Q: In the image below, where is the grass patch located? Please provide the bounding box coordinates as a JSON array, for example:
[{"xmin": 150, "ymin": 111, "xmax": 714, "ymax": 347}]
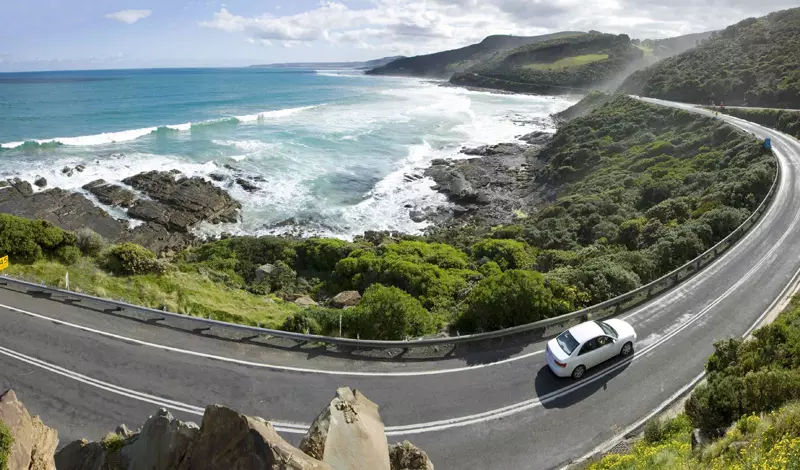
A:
[
  {"xmin": 524, "ymin": 54, "xmax": 609, "ymax": 71},
  {"xmin": 6, "ymin": 258, "xmax": 298, "ymax": 328},
  {"xmin": 635, "ymin": 44, "xmax": 654, "ymax": 57}
]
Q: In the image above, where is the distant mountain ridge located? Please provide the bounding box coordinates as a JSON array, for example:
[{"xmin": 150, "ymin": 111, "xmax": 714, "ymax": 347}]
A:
[
  {"xmin": 365, "ymin": 32, "xmax": 585, "ymax": 78},
  {"xmin": 251, "ymin": 56, "xmax": 404, "ymax": 70}
]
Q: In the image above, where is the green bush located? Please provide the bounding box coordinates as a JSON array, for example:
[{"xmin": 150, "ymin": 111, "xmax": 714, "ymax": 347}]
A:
[
  {"xmin": 352, "ymin": 284, "xmax": 438, "ymax": 340},
  {"xmin": 280, "ymin": 310, "xmax": 323, "ymax": 335},
  {"xmin": 75, "ymin": 227, "xmax": 106, "ymax": 256},
  {"xmin": 546, "ymin": 259, "xmax": 641, "ymax": 305},
  {"xmin": 471, "ymin": 239, "xmax": 536, "ymax": 271},
  {"xmin": 458, "ymin": 270, "xmax": 573, "ymax": 333},
  {"xmin": 295, "ymin": 238, "xmax": 355, "ymax": 274},
  {"xmin": 0, "ymin": 420, "xmax": 12, "ymax": 470},
  {"xmin": 191, "ymin": 236, "xmax": 297, "ymax": 284},
  {"xmin": 643, "ymin": 417, "xmax": 667, "ymax": 444},
  {"xmin": 55, "ymin": 245, "xmax": 82, "ymax": 265},
  {"xmin": 0, "ymin": 214, "xmax": 78, "ymax": 264},
  {"xmin": 103, "ymin": 243, "xmax": 158, "ymax": 275}
]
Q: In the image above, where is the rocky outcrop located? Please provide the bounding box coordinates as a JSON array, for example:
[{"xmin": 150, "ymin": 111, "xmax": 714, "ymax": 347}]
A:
[
  {"xmin": 300, "ymin": 387, "xmax": 390, "ymax": 470},
  {"xmin": 236, "ymin": 178, "xmax": 259, "ymax": 192},
  {"xmin": 461, "ymin": 142, "xmax": 526, "ymax": 157},
  {"xmin": 123, "ymin": 171, "xmax": 240, "ymax": 226},
  {"xmin": 0, "ymin": 180, "xmax": 129, "ymax": 242},
  {"xmin": 83, "ymin": 179, "xmax": 137, "ymax": 207},
  {"xmin": 0, "ymin": 389, "xmax": 58, "ymax": 470},
  {"xmin": 389, "ymin": 441, "xmax": 435, "ymax": 470},
  {"xmin": 295, "ymin": 296, "xmax": 318, "ymax": 308},
  {"xmin": 34, "ymin": 177, "xmax": 47, "ymax": 188},
  {"xmin": 330, "ymin": 291, "xmax": 361, "ymax": 308},
  {"xmin": 178, "ymin": 405, "xmax": 331, "ymax": 470},
  {"xmin": 120, "ymin": 409, "xmax": 198, "ymax": 470},
  {"xmin": 255, "ymin": 263, "xmax": 276, "ymax": 282}
]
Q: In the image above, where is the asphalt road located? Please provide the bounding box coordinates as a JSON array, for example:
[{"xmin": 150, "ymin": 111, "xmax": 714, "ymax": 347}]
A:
[{"xmin": 2, "ymin": 101, "xmax": 800, "ymax": 470}]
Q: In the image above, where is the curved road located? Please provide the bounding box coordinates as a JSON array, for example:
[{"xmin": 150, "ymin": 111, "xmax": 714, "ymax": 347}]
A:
[{"xmin": 2, "ymin": 101, "xmax": 800, "ymax": 470}]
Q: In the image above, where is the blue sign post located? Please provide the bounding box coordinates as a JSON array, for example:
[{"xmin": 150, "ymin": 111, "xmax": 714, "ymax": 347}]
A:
[{"xmin": 764, "ymin": 137, "xmax": 772, "ymax": 150}]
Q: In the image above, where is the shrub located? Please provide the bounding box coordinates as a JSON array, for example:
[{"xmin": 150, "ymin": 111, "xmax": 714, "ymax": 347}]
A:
[
  {"xmin": 546, "ymin": 259, "xmax": 641, "ymax": 305},
  {"xmin": 471, "ymin": 239, "xmax": 536, "ymax": 271},
  {"xmin": 0, "ymin": 214, "xmax": 78, "ymax": 264},
  {"xmin": 103, "ymin": 243, "xmax": 158, "ymax": 275},
  {"xmin": 295, "ymin": 238, "xmax": 355, "ymax": 274},
  {"xmin": 0, "ymin": 420, "xmax": 12, "ymax": 470},
  {"xmin": 102, "ymin": 432, "xmax": 126, "ymax": 453},
  {"xmin": 280, "ymin": 311, "xmax": 323, "ymax": 335},
  {"xmin": 643, "ymin": 418, "xmax": 667, "ymax": 444},
  {"xmin": 458, "ymin": 270, "xmax": 573, "ymax": 333},
  {"xmin": 352, "ymin": 284, "xmax": 438, "ymax": 340},
  {"xmin": 55, "ymin": 245, "xmax": 82, "ymax": 265},
  {"xmin": 75, "ymin": 227, "xmax": 106, "ymax": 256}
]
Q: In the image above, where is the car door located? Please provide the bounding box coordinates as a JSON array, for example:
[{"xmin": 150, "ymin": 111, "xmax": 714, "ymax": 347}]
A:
[
  {"xmin": 576, "ymin": 338, "xmax": 601, "ymax": 368},
  {"xmin": 595, "ymin": 335, "xmax": 617, "ymax": 363}
]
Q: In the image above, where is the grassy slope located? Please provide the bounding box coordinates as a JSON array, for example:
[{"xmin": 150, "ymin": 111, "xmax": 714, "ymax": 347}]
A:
[
  {"xmin": 619, "ymin": 7, "xmax": 800, "ymax": 107},
  {"xmin": 7, "ymin": 258, "xmax": 298, "ymax": 327},
  {"xmin": 365, "ymin": 32, "xmax": 584, "ymax": 78},
  {"xmin": 525, "ymin": 54, "xmax": 609, "ymax": 71}
]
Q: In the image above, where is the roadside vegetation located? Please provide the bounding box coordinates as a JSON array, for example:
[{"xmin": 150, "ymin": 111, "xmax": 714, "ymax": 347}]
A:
[
  {"xmin": 0, "ymin": 94, "xmax": 774, "ymax": 340},
  {"xmin": 0, "ymin": 420, "xmax": 11, "ymax": 470},
  {"xmin": 587, "ymin": 294, "xmax": 800, "ymax": 469},
  {"xmin": 620, "ymin": 7, "xmax": 800, "ymax": 108},
  {"xmin": 709, "ymin": 106, "xmax": 800, "ymax": 140}
]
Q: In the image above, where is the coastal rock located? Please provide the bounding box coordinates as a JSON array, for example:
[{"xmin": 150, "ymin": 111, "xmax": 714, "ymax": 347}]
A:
[
  {"xmin": 519, "ymin": 131, "xmax": 551, "ymax": 146},
  {"xmin": 236, "ymin": 178, "xmax": 259, "ymax": 192},
  {"xmin": 0, "ymin": 184, "xmax": 129, "ymax": 241},
  {"xmin": 0, "ymin": 389, "xmax": 58, "ymax": 470},
  {"xmin": 178, "ymin": 404, "xmax": 332, "ymax": 470},
  {"xmin": 409, "ymin": 210, "xmax": 427, "ymax": 223},
  {"xmin": 61, "ymin": 166, "xmax": 74, "ymax": 177},
  {"xmin": 75, "ymin": 164, "xmax": 86, "ymax": 172},
  {"xmin": 127, "ymin": 222, "xmax": 195, "ymax": 256},
  {"xmin": 300, "ymin": 387, "xmax": 390, "ymax": 470},
  {"xmin": 461, "ymin": 142, "xmax": 525, "ymax": 156},
  {"xmin": 120, "ymin": 408, "xmax": 198, "ymax": 470},
  {"xmin": 34, "ymin": 176, "xmax": 48, "ymax": 188},
  {"xmin": 83, "ymin": 179, "xmax": 138, "ymax": 207},
  {"xmin": 331, "ymin": 290, "xmax": 361, "ymax": 308},
  {"xmin": 295, "ymin": 296, "xmax": 318, "ymax": 308},
  {"xmin": 209, "ymin": 173, "xmax": 226, "ymax": 182},
  {"xmin": 255, "ymin": 263, "xmax": 276, "ymax": 282},
  {"xmin": 123, "ymin": 170, "xmax": 241, "ymax": 225},
  {"xmin": 389, "ymin": 441, "xmax": 435, "ymax": 470}
]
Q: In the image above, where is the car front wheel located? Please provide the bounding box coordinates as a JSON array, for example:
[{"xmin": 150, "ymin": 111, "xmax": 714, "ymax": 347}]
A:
[
  {"xmin": 620, "ymin": 342, "xmax": 634, "ymax": 357},
  {"xmin": 572, "ymin": 365, "xmax": 586, "ymax": 380}
]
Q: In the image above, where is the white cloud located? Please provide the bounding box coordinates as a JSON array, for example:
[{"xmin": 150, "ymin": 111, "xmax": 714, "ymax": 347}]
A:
[
  {"xmin": 200, "ymin": 0, "xmax": 799, "ymax": 55},
  {"xmin": 106, "ymin": 9, "xmax": 152, "ymax": 24}
]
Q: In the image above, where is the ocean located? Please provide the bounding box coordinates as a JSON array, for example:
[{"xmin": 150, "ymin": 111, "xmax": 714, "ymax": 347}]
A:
[{"xmin": 0, "ymin": 68, "xmax": 577, "ymax": 239}]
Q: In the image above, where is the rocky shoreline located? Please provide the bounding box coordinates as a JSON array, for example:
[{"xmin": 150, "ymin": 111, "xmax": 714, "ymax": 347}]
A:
[{"xmin": 401, "ymin": 129, "xmax": 557, "ymax": 230}]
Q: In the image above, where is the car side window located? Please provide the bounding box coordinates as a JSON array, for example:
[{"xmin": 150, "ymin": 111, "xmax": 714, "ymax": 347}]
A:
[
  {"xmin": 578, "ymin": 338, "xmax": 598, "ymax": 356},
  {"xmin": 597, "ymin": 336, "xmax": 613, "ymax": 347}
]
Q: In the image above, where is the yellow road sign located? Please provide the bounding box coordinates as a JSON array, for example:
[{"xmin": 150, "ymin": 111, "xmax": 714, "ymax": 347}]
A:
[{"xmin": 0, "ymin": 255, "xmax": 8, "ymax": 271}]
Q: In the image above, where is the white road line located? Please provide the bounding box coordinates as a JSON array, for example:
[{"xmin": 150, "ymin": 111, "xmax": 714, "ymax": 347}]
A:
[{"xmin": 0, "ymin": 302, "xmax": 545, "ymax": 377}]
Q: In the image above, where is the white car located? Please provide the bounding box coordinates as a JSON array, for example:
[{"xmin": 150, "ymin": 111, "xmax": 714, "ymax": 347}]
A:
[{"xmin": 545, "ymin": 319, "xmax": 637, "ymax": 379}]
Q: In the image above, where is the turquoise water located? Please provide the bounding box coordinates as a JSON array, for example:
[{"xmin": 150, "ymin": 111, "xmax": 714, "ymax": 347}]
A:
[{"xmin": 0, "ymin": 68, "xmax": 576, "ymax": 238}]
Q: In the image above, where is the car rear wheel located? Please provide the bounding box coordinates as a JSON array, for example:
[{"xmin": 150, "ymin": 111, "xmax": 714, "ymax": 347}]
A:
[
  {"xmin": 572, "ymin": 365, "xmax": 586, "ymax": 380},
  {"xmin": 620, "ymin": 342, "xmax": 634, "ymax": 357}
]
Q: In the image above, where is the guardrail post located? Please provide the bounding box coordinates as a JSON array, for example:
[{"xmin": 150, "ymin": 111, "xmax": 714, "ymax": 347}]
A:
[
  {"xmin": 65, "ymin": 272, "xmax": 69, "ymax": 290},
  {"xmin": 339, "ymin": 314, "xmax": 343, "ymax": 337}
]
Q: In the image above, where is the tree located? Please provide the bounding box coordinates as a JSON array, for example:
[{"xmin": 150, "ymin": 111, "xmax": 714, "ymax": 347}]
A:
[{"xmin": 353, "ymin": 284, "xmax": 438, "ymax": 340}]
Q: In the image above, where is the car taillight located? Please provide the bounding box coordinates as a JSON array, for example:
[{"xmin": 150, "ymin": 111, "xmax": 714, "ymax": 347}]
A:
[{"xmin": 554, "ymin": 359, "xmax": 567, "ymax": 368}]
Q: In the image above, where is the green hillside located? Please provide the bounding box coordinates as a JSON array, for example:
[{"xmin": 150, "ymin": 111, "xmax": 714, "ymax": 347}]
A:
[
  {"xmin": 364, "ymin": 32, "xmax": 584, "ymax": 78},
  {"xmin": 449, "ymin": 32, "xmax": 644, "ymax": 94},
  {"xmin": 619, "ymin": 7, "xmax": 800, "ymax": 107}
]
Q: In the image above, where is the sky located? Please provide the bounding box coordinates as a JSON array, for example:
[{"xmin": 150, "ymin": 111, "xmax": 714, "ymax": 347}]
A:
[{"xmin": 0, "ymin": 0, "xmax": 797, "ymax": 72}]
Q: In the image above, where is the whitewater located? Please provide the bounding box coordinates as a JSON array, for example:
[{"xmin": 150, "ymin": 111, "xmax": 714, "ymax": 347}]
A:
[{"xmin": 0, "ymin": 67, "xmax": 577, "ymax": 239}]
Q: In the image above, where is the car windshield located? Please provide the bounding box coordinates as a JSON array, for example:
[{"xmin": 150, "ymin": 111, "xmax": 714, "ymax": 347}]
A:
[
  {"xmin": 556, "ymin": 330, "xmax": 579, "ymax": 355},
  {"xmin": 597, "ymin": 321, "xmax": 618, "ymax": 339}
]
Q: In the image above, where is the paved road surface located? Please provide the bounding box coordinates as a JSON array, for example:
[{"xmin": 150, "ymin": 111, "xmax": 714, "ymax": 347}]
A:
[{"xmin": 2, "ymin": 100, "xmax": 800, "ymax": 469}]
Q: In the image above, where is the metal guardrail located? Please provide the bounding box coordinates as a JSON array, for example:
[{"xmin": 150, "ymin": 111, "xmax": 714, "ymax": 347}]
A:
[{"xmin": 0, "ymin": 138, "xmax": 781, "ymax": 351}]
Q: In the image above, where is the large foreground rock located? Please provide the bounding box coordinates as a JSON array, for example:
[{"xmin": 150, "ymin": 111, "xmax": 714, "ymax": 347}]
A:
[
  {"xmin": 178, "ymin": 405, "xmax": 332, "ymax": 470},
  {"xmin": 121, "ymin": 408, "xmax": 198, "ymax": 470},
  {"xmin": 0, "ymin": 180, "xmax": 128, "ymax": 242},
  {"xmin": 389, "ymin": 441, "xmax": 435, "ymax": 470},
  {"xmin": 300, "ymin": 387, "xmax": 390, "ymax": 470},
  {"xmin": 83, "ymin": 179, "xmax": 137, "ymax": 207},
  {"xmin": 0, "ymin": 389, "xmax": 58, "ymax": 470},
  {"xmin": 330, "ymin": 291, "xmax": 361, "ymax": 308}
]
